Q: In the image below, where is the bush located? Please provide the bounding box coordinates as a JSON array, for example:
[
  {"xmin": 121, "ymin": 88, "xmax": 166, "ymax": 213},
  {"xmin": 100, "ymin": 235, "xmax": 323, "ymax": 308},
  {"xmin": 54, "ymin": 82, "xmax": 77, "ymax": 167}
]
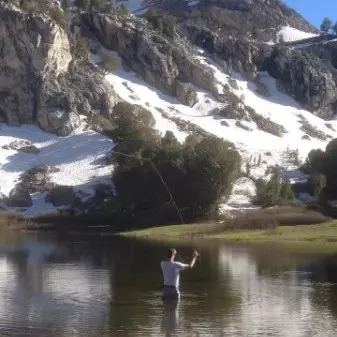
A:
[
  {"xmin": 220, "ymin": 206, "xmax": 329, "ymax": 231},
  {"xmin": 253, "ymin": 171, "xmax": 294, "ymax": 207},
  {"xmin": 73, "ymin": 37, "xmax": 89, "ymax": 60},
  {"xmin": 97, "ymin": 52, "xmax": 119, "ymax": 73}
]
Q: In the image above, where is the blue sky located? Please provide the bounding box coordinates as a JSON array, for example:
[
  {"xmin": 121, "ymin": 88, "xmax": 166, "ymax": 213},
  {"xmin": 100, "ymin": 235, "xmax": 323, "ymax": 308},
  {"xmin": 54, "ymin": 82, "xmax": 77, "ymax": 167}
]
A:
[{"xmin": 284, "ymin": 0, "xmax": 337, "ymax": 28}]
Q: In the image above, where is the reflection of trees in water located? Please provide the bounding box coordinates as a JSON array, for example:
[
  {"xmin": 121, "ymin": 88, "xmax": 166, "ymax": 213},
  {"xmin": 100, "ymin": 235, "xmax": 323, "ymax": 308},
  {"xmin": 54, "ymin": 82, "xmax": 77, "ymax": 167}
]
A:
[
  {"xmin": 0, "ymin": 235, "xmax": 114, "ymax": 336},
  {"xmin": 5, "ymin": 235, "xmax": 337, "ymax": 336},
  {"xmin": 306, "ymin": 255, "xmax": 337, "ymax": 320}
]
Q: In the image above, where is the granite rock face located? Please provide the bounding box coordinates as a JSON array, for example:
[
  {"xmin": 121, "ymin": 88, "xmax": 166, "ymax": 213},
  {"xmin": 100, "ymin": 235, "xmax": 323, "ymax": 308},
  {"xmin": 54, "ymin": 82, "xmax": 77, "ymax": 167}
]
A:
[{"xmin": 0, "ymin": 3, "xmax": 116, "ymax": 135}]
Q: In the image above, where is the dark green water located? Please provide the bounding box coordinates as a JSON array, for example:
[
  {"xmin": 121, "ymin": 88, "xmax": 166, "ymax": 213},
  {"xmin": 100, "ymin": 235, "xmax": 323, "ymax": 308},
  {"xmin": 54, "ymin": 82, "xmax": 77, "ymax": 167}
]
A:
[{"xmin": 1, "ymin": 234, "xmax": 337, "ymax": 336}]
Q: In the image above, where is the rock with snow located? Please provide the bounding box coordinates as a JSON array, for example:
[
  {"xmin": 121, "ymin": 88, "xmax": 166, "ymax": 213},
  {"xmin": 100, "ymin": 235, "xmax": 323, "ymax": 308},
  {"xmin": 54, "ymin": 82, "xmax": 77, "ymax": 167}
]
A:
[
  {"xmin": 18, "ymin": 165, "xmax": 60, "ymax": 194},
  {"xmin": 80, "ymin": 12, "xmax": 218, "ymax": 99},
  {"xmin": 7, "ymin": 187, "xmax": 33, "ymax": 208},
  {"xmin": 2, "ymin": 140, "xmax": 40, "ymax": 154}
]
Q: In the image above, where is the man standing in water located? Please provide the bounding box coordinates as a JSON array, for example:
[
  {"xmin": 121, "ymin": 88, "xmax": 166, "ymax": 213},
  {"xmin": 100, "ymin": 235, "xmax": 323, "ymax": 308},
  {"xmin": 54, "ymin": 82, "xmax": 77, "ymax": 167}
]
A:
[{"xmin": 161, "ymin": 248, "xmax": 199, "ymax": 299}]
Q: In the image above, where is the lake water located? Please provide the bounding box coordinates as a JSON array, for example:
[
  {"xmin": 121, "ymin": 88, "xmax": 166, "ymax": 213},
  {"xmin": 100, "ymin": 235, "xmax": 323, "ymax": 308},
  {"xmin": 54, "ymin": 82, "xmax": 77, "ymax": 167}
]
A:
[{"xmin": 1, "ymin": 233, "xmax": 337, "ymax": 336}]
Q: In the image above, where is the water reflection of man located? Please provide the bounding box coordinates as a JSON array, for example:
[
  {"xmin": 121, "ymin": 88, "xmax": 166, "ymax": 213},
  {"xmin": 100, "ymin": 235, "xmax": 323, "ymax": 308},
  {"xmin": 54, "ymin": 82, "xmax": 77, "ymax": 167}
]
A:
[
  {"xmin": 161, "ymin": 297, "xmax": 180, "ymax": 337},
  {"xmin": 160, "ymin": 248, "xmax": 199, "ymax": 299}
]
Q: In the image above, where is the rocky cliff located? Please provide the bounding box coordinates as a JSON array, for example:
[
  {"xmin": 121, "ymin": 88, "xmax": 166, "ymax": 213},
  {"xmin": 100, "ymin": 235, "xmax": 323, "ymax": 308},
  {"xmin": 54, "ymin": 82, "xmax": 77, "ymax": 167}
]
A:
[
  {"xmin": 1, "ymin": 0, "xmax": 337, "ymax": 135},
  {"xmin": 0, "ymin": 2, "xmax": 116, "ymax": 136}
]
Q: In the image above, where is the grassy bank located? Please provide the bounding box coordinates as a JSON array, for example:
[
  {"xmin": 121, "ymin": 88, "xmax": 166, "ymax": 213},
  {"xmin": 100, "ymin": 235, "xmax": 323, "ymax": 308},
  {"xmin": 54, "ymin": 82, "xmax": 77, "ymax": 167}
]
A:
[{"xmin": 119, "ymin": 221, "xmax": 337, "ymax": 253}]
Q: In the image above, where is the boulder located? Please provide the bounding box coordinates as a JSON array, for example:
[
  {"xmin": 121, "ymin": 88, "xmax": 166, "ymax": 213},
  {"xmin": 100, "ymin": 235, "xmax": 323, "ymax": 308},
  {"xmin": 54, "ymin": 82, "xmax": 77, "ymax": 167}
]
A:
[
  {"xmin": 7, "ymin": 187, "xmax": 33, "ymax": 207},
  {"xmin": 46, "ymin": 186, "xmax": 74, "ymax": 206}
]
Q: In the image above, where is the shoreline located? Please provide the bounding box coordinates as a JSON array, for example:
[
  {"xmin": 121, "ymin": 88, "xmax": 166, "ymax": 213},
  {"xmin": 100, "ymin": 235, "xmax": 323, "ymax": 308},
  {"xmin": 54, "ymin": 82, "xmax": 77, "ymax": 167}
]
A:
[
  {"xmin": 3, "ymin": 210, "xmax": 337, "ymax": 253},
  {"xmin": 118, "ymin": 221, "xmax": 337, "ymax": 254}
]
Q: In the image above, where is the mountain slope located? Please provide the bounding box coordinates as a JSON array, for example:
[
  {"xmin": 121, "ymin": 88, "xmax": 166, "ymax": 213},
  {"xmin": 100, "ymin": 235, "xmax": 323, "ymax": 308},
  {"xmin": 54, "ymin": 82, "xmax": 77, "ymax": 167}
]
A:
[{"xmin": 0, "ymin": 1, "xmax": 337, "ymax": 217}]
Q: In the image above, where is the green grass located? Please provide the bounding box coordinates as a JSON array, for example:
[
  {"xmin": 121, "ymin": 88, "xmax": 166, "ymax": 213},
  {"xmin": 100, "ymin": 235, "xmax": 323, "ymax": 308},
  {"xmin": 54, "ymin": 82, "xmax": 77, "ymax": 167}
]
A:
[
  {"xmin": 119, "ymin": 221, "xmax": 337, "ymax": 253},
  {"xmin": 120, "ymin": 223, "xmax": 219, "ymax": 239}
]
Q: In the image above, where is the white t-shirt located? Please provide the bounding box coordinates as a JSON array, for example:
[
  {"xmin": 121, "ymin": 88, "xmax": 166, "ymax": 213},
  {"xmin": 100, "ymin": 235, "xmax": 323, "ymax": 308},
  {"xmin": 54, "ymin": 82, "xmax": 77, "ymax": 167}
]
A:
[{"xmin": 161, "ymin": 260, "xmax": 188, "ymax": 288}]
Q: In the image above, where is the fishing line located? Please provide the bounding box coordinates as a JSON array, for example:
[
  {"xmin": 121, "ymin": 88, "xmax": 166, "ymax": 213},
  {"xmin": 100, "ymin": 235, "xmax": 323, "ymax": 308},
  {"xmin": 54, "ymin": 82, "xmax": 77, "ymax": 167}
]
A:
[{"xmin": 110, "ymin": 150, "xmax": 185, "ymax": 225}]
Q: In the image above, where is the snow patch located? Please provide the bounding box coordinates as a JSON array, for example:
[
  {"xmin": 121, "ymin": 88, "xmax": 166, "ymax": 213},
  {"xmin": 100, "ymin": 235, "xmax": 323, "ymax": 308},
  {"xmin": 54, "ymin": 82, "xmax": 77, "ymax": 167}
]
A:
[
  {"xmin": 0, "ymin": 121, "xmax": 114, "ymax": 216},
  {"xmin": 187, "ymin": 0, "xmax": 200, "ymax": 6},
  {"xmin": 277, "ymin": 26, "xmax": 319, "ymax": 43}
]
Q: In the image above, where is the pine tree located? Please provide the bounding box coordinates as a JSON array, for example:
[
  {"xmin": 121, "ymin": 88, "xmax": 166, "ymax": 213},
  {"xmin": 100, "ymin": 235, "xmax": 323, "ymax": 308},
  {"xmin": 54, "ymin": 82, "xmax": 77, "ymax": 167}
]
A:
[
  {"xmin": 309, "ymin": 174, "xmax": 326, "ymax": 197},
  {"xmin": 333, "ymin": 22, "xmax": 337, "ymax": 35},
  {"xmin": 279, "ymin": 181, "xmax": 294, "ymax": 202},
  {"xmin": 320, "ymin": 17, "xmax": 333, "ymax": 33}
]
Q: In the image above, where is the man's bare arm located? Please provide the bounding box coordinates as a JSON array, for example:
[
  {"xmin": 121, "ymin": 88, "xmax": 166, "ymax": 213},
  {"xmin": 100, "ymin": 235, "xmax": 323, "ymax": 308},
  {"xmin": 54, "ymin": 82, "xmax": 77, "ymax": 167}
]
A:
[{"xmin": 187, "ymin": 250, "xmax": 199, "ymax": 269}]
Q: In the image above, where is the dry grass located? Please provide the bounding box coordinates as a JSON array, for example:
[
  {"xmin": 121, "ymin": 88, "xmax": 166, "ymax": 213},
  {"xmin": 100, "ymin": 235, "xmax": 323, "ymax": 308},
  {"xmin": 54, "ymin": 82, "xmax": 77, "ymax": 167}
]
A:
[{"xmin": 0, "ymin": 211, "xmax": 31, "ymax": 230}]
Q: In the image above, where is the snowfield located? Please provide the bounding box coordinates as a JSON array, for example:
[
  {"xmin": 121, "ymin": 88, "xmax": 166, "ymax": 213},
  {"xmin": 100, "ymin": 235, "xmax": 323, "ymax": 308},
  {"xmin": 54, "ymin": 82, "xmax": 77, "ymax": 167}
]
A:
[{"xmin": 0, "ymin": 120, "xmax": 114, "ymax": 216}]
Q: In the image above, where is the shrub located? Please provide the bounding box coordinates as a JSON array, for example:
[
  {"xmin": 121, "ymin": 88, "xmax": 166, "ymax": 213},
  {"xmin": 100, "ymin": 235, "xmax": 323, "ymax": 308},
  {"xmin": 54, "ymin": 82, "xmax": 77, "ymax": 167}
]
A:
[
  {"xmin": 308, "ymin": 174, "xmax": 326, "ymax": 197},
  {"xmin": 146, "ymin": 8, "xmax": 176, "ymax": 39},
  {"xmin": 220, "ymin": 206, "xmax": 328, "ymax": 231},
  {"xmin": 253, "ymin": 171, "xmax": 294, "ymax": 207},
  {"xmin": 73, "ymin": 37, "xmax": 89, "ymax": 60},
  {"xmin": 97, "ymin": 52, "xmax": 119, "ymax": 73}
]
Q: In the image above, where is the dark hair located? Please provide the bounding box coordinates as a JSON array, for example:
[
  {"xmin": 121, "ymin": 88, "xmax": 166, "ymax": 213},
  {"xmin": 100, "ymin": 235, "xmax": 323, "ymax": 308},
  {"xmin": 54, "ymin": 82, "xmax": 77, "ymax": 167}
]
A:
[{"xmin": 167, "ymin": 248, "xmax": 176, "ymax": 258}]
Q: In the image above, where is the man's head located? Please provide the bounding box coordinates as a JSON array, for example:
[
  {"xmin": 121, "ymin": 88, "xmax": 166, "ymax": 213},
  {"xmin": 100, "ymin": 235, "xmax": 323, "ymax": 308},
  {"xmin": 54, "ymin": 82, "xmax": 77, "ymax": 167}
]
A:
[{"xmin": 167, "ymin": 248, "xmax": 177, "ymax": 260}]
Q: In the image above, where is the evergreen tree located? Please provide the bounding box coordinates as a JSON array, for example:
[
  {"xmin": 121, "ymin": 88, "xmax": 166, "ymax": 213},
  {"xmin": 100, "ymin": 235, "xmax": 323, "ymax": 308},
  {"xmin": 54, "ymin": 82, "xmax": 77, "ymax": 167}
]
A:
[
  {"xmin": 333, "ymin": 22, "xmax": 337, "ymax": 35},
  {"xmin": 320, "ymin": 17, "xmax": 333, "ymax": 33},
  {"xmin": 279, "ymin": 181, "xmax": 295, "ymax": 202},
  {"xmin": 309, "ymin": 174, "xmax": 326, "ymax": 197}
]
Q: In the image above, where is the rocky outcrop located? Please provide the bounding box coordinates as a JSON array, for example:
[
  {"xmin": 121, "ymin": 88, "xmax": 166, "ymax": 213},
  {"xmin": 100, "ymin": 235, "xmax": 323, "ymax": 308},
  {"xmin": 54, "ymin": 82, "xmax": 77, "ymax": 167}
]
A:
[
  {"xmin": 264, "ymin": 47, "xmax": 337, "ymax": 117},
  {"xmin": 0, "ymin": 4, "xmax": 71, "ymax": 126},
  {"xmin": 38, "ymin": 61, "xmax": 117, "ymax": 135},
  {"xmin": 0, "ymin": 4, "xmax": 116, "ymax": 135},
  {"xmin": 2, "ymin": 140, "xmax": 40, "ymax": 154},
  {"xmin": 7, "ymin": 187, "xmax": 33, "ymax": 207},
  {"xmin": 80, "ymin": 12, "xmax": 218, "ymax": 100},
  {"xmin": 159, "ymin": 0, "xmax": 318, "ymax": 42}
]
